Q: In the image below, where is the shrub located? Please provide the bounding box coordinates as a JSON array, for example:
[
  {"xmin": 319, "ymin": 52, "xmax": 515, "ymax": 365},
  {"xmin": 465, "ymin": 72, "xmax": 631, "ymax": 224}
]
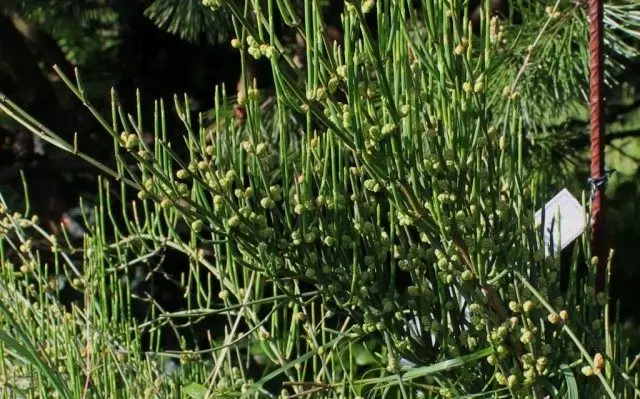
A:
[{"xmin": 1, "ymin": 0, "xmax": 640, "ymax": 397}]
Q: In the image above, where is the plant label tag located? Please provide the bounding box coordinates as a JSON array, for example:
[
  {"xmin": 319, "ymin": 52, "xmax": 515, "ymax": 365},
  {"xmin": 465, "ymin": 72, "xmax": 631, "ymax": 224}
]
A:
[{"xmin": 534, "ymin": 189, "xmax": 587, "ymax": 257}]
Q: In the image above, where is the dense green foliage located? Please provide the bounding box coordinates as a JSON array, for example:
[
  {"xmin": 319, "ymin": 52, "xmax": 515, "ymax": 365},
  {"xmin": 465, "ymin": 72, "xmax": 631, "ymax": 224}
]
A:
[{"xmin": 1, "ymin": 0, "xmax": 640, "ymax": 398}]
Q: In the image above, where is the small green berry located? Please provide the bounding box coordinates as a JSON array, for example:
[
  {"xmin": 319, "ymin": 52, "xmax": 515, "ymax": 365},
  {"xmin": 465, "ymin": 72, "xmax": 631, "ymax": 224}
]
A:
[
  {"xmin": 522, "ymin": 300, "xmax": 535, "ymax": 312},
  {"xmin": 581, "ymin": 365, "xmax": 594, "ymax": 376},
  {"xmin": 495, "ymin": 372, "xmax": 507, "ymax": 386},
  {"xmin": 137, "ymin": 190, "xmax": 149, "ymax": 200},
  {"xmin": 256, "ymin": 143, "xmax": 267, "ymax": 155},
  {"xmin": 361, "ymin": 0, "xmax": 374, "ymax": 13},
  {"xmin": 323, "ymin": 236, "xmax": 335, "ymax": 247},
  {"xmin": 176, "ymin": 169, "xmax": 190, "ymax": 180},
  {"xmin": 260, "ymin": 197, "xmax": 275, "ymax": 209},
  {"xmin": 520, "ymin": 330, "xmax": 534, "ymax": 344},
  {"xmin": 228, "ymin": 215, "xmax": 240, "ymax": 227},
  {"xmin": 499, "ymin": 135, "xmax": 509, "ymax": 151},
  {"xmin": 191, "ymin": 220, "xmax": 203, "ymax": 233},
  {"xmin": 125, "ymin": 134, "xmax": 138, "ymax": 150}
]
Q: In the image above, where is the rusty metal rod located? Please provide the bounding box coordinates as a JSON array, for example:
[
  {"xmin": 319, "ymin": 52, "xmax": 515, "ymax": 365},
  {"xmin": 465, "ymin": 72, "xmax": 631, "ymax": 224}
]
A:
[{"xmin": 588, "ymin": 0, "xmax": 606, "ymax": 292}]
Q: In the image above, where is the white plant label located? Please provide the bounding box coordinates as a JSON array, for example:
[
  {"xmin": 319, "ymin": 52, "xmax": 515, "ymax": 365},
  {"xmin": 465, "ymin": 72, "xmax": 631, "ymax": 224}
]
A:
[{"xmin": 534, "ymin": 188, "xmax": 587, "ymax": 257}]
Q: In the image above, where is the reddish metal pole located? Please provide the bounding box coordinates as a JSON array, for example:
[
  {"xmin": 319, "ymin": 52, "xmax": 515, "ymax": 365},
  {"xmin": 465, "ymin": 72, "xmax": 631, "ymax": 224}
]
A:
[{"xmin": 588, "ymin": 0, "xmax": 606, "ymax": 292}]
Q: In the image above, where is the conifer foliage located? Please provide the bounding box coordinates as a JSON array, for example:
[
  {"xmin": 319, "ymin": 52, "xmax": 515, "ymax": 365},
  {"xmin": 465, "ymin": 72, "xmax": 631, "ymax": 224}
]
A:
[{"xmin": 1, "ymin": 0, "xmax": 640, "ymax": 398}]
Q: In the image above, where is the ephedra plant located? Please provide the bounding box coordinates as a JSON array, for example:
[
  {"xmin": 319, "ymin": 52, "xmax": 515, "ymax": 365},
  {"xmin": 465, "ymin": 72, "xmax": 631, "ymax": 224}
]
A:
[{"xmin": 1, "ymin": 0, "xmax": 640, "ymax": 397}]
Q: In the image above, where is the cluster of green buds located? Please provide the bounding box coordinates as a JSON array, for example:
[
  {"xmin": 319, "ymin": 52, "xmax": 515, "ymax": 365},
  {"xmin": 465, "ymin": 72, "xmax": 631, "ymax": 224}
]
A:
[
  {"xmin": 489, "ymin": 15, "xmax": 508, "ymax": 50},
  {"xmin": 201, "ymin": 0, "xmax": 225, "ymax": 11},
  {"xmin": 581, "ymin": 353, "xmax": 605, "ymax": 377},
  {"xmin": 454, "ymin": 36, "xmax": 469, "ymax": 56},
  {"xmin": 544, "ymin": 5, "xmax": 562, "ymax": 19},
  {"xmin": 244, "ymin": 36, "xmax": 279, "ymax": 60},
  {"xmin": 521, "ymin": 354, "xmax": 549, "ymax": 384},
  {"xmin": 462, "ymin": 73, "xmax": 485, "ymax": 94},
  {"xmin": 119, "ymin": 131, "xmax": 139, "ymax": 151},
  {"xmin": 494, "ymin": 371, "xmax": 521, "ymax": 389}
]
